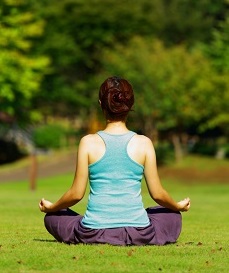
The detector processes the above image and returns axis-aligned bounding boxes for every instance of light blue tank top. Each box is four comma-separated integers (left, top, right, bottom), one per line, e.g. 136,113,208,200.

81,130,150,229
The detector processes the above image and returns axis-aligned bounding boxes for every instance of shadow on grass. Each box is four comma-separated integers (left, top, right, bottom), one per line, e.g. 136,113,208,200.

33,238,57,243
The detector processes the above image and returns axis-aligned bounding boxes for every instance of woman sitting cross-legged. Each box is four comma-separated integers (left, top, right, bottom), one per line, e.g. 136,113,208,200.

39,76,190,246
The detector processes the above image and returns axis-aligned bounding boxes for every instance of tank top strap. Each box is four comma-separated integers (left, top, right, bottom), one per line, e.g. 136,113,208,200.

97,131,136,154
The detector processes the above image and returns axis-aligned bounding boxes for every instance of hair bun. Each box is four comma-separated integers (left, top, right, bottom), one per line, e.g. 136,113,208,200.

99,76,134,120
107,88,128,113
111,90,125,103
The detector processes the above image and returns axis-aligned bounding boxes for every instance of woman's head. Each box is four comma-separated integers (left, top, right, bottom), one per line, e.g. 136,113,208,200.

99,76,134,121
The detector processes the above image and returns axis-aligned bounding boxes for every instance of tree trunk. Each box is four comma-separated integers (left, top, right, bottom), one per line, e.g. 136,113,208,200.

171,133,183,162
29,154,37,191
88,110,103,133
143,117,158,142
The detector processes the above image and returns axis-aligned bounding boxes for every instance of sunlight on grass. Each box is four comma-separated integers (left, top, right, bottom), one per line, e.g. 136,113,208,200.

0,157,228,273
170,155,229,170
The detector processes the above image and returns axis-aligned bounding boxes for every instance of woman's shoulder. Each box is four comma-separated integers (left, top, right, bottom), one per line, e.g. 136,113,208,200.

133,133,156,154
80,133,101,144
81,133,97,140
80,133,105,164
133,133,153,145
127,133,154,165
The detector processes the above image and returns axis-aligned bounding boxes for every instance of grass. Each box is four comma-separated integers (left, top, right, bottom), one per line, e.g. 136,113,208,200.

0,157,228,273
169,154,229,170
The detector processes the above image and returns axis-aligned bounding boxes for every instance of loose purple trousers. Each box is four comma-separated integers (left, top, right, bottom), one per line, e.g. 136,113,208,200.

44,206,182,246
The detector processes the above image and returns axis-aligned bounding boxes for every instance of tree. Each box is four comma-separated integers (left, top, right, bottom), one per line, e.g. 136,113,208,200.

200,6,229,133
32,0,166,119
0,0,49,123
155,0,228,46
100,37,229,160
208,18,229,73
32,0,229,124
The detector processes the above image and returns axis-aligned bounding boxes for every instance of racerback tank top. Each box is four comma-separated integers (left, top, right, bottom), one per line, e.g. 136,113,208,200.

81,130,150,229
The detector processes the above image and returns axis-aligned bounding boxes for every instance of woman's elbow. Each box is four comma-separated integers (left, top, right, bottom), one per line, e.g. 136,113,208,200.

69,188,85,203
72,193,84,202
150,190,166,202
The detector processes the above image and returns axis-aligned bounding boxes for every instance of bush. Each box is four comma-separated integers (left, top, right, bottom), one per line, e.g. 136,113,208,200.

190,142,218,156
155,142,174,166
32,124,67,149
221,144,229,159
0,139,25,164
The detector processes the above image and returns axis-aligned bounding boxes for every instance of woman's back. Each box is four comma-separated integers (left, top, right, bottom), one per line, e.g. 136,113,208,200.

81,130,150,229
86,130,148,166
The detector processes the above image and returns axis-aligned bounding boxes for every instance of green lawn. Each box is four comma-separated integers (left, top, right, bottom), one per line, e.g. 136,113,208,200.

0,161,228,273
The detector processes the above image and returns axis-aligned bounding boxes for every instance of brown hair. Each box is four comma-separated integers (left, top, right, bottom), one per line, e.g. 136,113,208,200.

99,76,134,121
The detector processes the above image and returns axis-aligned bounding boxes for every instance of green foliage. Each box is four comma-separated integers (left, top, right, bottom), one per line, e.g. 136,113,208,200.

33,124,67,149
32,0,167,117
1,0,229,140
223,143,229,158
155,142,174,166
0,139,25,164
190,142,218,157
205,15,229,73
148,0,228,46
32,0,229,120
0,0,49,122
186,136,229,158
101,37,229,137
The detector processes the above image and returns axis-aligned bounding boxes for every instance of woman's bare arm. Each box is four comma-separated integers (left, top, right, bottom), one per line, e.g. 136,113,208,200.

39,136,89,213
143,137,190,212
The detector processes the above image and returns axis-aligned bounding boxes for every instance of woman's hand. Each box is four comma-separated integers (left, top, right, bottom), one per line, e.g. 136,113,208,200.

39,198,53,213
177,198,191,212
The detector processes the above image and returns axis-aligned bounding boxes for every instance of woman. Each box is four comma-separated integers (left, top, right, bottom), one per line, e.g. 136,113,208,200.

39,76,190,246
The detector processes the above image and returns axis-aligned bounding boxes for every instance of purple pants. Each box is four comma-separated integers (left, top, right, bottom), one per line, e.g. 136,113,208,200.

44,206,182,246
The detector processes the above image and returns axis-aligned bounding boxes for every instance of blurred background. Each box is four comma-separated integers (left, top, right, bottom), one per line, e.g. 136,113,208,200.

0,0,229,182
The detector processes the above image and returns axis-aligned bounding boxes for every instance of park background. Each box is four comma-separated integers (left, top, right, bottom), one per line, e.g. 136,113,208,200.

0,1,228,272
1,0,229,162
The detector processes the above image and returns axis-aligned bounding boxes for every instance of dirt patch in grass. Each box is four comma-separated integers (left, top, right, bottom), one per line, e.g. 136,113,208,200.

0,150,76,184
158,166,229,184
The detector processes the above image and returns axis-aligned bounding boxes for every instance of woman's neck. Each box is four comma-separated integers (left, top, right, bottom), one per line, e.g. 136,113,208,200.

103,120,129,134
